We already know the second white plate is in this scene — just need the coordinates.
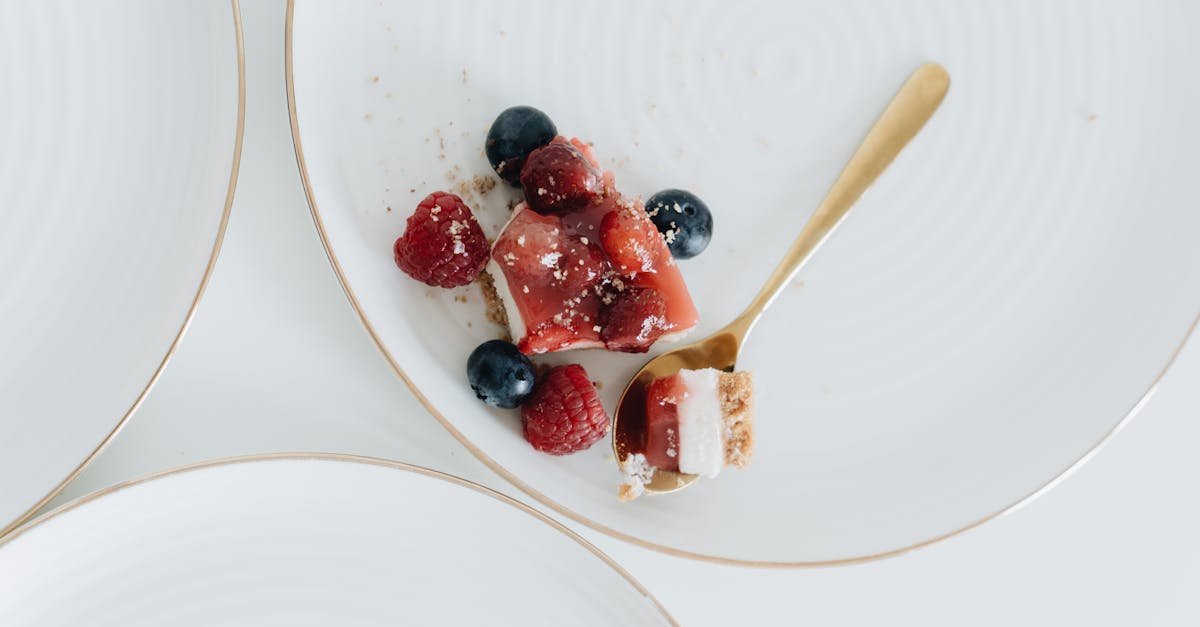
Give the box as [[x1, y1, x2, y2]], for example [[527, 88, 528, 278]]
[[0, 454, 673, 626], [0, 0, 243, 536]]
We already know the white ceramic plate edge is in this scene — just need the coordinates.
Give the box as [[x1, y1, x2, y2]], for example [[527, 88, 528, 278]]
[[1, 452, 677, 626], [0, 0, 247, 540], [284, 0, 1200, 567]]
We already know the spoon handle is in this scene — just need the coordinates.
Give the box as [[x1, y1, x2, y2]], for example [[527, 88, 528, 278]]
[[725, 62, 950, 340]]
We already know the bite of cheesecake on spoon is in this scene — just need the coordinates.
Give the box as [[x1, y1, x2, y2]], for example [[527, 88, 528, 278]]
[[614, 62, 951, 500]]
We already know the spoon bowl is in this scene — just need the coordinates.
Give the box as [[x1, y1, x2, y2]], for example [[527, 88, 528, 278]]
[[613, 62, 951, 495], [613, 326, 741, 493]]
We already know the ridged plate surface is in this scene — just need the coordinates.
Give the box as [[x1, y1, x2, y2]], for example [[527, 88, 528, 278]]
[[290, 0, 1200, 564], [0, 1, 242, 535], [0, 455, 673, 626]]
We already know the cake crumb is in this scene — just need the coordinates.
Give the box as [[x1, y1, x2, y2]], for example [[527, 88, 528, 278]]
[[618, 454, 655, 502], [473, 175, 497, 196], [369, 75, 380, 83], [717, 371, 754, 469], [386, 206, 392, 212], [477, 272, 511, 338], [1086, 113, 1099, 124], [363, 112, 374, 121]]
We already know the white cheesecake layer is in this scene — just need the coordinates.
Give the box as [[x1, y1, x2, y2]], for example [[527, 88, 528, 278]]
[[485, 258, 527, 341], [676, 368, 724, 478]]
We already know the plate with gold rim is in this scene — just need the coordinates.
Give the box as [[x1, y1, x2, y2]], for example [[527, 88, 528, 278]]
[[288, 0, 1200, 564], [0, 454, 675, 626], [0, 0, 243, 537]]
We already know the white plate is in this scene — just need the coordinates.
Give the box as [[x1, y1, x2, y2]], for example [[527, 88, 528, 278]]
[[0, 2, 243, 534], [288, 0, 1200, 564], [0, 454, 674, 626]]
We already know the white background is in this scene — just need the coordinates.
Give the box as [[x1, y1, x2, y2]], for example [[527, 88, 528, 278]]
[[46, 2, 1199, 624]]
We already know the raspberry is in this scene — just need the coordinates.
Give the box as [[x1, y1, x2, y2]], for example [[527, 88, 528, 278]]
[[520, 137, 605, 215], [522, 364, 610, 455], [599, 287, 667, 352], [393, 192, 489, 288], [493, 209, 604, 293], [599, 198, 662, 277]]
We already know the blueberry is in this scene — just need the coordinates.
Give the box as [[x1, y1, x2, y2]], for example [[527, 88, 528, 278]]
[[466, 339, 536, 409], [645, 189, 713, 259], [485, 106, 557, 185]]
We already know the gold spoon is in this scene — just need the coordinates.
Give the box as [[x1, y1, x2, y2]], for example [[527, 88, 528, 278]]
[[613, 62, 951, 495]]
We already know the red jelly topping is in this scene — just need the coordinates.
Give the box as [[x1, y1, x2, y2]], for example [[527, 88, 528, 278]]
[[492, 194, 699, 355], [644, 373, 687, 471]]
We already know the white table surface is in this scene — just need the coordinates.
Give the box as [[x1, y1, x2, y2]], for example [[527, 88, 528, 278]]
[[44, 2, 1200, 624]]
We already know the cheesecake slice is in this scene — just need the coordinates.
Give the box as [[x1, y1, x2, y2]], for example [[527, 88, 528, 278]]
[[483, 196, 699, 355], [619, 368, 753, 500]]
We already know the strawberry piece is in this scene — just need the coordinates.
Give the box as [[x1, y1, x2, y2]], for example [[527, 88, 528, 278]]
[[599, 287, 667, 353], [492, 209, 605, 293], [599, 198, 662, 277], [519, 137, 606, 215]]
